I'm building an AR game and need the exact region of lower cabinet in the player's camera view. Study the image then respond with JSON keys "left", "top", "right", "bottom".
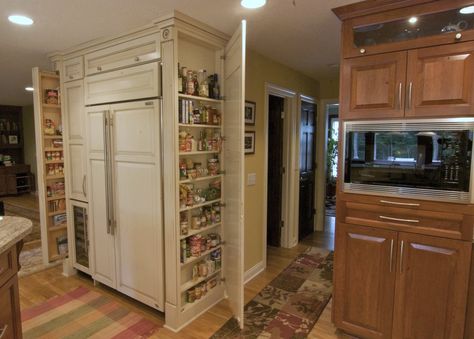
{"left": 0, "top": 261, "right": 21, "bottom": 339}
{"left": 334, "top": 222, "right": 472, "bottom": 339}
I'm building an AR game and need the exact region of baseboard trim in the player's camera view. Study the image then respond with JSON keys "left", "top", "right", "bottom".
{"left": 244, "top": 261, "right": 265, "bottom": 284}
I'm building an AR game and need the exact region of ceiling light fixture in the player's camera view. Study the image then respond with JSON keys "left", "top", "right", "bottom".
{"left": 460, "top": 6, "right": 474, "bottom": 14}
{"left": 25, "top": 86, "right": 34, "bottom": 92}
{"left": 408, "top": 16, "right": 418, "bottom": 24}
{"left": 8, "top": 15, "right": 33, "bottom": 26}
{"left": 241, "top": 0, "right": 266, "bottom": 9}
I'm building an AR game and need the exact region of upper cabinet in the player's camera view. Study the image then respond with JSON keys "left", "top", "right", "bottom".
{"left": 406, "top": 41, "right": 474, "bottom": 117}
{"left": 341, "top": 51, "right": 406, "bottom": 119}
{"left": 62, "top": 56, "right": 84, "bottom": 82}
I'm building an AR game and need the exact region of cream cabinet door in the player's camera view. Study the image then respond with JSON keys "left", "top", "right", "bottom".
{"left": 109, "top": 100, "right": 164, "bottom": 310}
{"left": 68, "top": 144, "right": 87, "bottom": 202}
{"left": 63, "top": 56, "right": 84, "bottom": 82}
{"left": 63, "top": 80, "right": 85, "bottom": 143}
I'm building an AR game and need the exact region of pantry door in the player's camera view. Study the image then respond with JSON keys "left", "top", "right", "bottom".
{"left": 110, "top": 100, "right": 164, "bottom": 310}
{"left": 223, "top": 20, "right": 246, "bottom": 329}
{"left": 86, "top": 104, "right": 117, "bottom": 288}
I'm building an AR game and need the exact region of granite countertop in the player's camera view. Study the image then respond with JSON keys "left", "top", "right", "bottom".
{"left": 0, "top": 216, "right": 33, "bottom": 255}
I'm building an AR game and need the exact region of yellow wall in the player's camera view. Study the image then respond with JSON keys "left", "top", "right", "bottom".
{"left": 244, "top": 49, "right": 321, "bottom": 271}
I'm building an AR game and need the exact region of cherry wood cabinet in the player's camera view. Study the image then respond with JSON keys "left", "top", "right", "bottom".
{"left": 406, "top": 41, "right": 474, "bottom": 117}
{"left": 334, "top": 223, "right": 397, "bottom": 339}
{"left": 341, "top": 51, "right": 406, "bottom": 119}
{"left": 0, "top": 245, "right": 21, "bottom": 339}
{"left": 392, "top": 233, "right": 471, "bottom": 339}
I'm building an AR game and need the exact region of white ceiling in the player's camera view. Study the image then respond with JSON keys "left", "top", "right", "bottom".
{"left": 0, "top": 0, "right": 357, "bottom": 106}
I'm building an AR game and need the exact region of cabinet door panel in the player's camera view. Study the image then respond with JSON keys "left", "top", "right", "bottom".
{"left": 0, "top": 276, "right": 22, "bottom": 339}
{"left": 63, "top": 80, "right": 85, "bottom": 143}
{"left": 393, "top": 233, "right": 471, "bottom": 339}
{"left": 341, "top": 51, "right": 406, "bottom": 119}
{"left": 68, "top": 144, "right": 87, "bottom": 202}
{"left": 334, "top": 223, "right": 397, "bottom": 339}
{"left": 406, "top": 42, "right": 474, "bottom": 117}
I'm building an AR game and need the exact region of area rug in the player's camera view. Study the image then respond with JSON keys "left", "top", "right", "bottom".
{"left": 212, "top": 247, "right": 333, "bottom": 338}
{"left": 18, "top": 246, "right": 62, "bottom": 277}
{"left": 22, "top": 286, "right": 161, "bottom": 339}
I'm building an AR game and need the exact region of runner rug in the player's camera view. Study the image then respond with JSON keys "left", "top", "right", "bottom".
{"left": 212, "top": 247, "right": 334, "bottom": 338}
{"left": 21, "top": 286, "right": 161, "bottom": 339}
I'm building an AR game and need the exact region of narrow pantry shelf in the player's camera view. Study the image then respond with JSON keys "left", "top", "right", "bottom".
{"left": 48, "top": 210, "right": 66, "bottom": 217}
{"left": 180, "top": 223, "right": 221, "bottom": 240}
{"left": 180, "top": 282, "right": 223, "bottom": 313}
{"left": 178, "top": 124, "right": 221, "bottom": 129}
{"left": 179, "top": 199, "right": 222, "bottom": 212}
{"left": 179, "top": 150, "right": 220, "bottom": 156}
{"left": 180, "top": 174, "right": 223, "bottom": 184}
{"left": 49, "top": 225, "right": 67, "bottom": 232}
{"left": 181, "top": 245, "right": 222, "bottom": 267}
{"left": 45, "top": 174, "right": 64, "bottom": 180}
{"left": 47, "top": 195, "right": 65, "bottom": 201}
{"left": 180, "top": 269, "right": 221, "bottom": 293}
{"left": 178, "top": 94, "right": 223, "bottom": 104}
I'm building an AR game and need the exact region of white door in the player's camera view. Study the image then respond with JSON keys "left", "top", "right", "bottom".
{"left": 68, "top": 144, "right": 87, "bottom": 201}
{"left": 223, "top": 20, "right": 246, "bottom": 329}
{"left": 110, "top": 100, "right": 164, "bottom": 310}
{"left": 86, "top": 105, "right": 117, "bottom": 288}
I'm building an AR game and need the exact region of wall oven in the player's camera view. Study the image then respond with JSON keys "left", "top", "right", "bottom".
{"left": 343, "top": 118, "right": 474, "bottom": 203}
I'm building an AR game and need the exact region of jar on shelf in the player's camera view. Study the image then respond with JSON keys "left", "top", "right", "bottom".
{"left": 198, "top": 70, "right": 209, "bottom": 97}
{"left": 186, "top": 70, "right": 195, "bottom": 95}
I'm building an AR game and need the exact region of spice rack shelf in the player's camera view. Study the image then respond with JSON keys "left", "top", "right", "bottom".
{"left": 45, "top": 160, "right": 64, "bottom": 164}
{"left": 180, "top": 282, "right": 223, "bottom": 313}
{"left": 178, "top": 94, "right": 223, "bottom": 104}
{"left": 179, "top": 199, "right": 222, "bottom": 212}
{"left": 179, "top": 174, "right": 223, "bottom": 184}
{"left": 180, "top": 269, "right": 222, "bottom": 293}
{"left": 49, "top": 225, "right": 67, "bottom": 232}
{"left": 47, "top": 195, "right": 65, "bottom": 201}
{"left": 42, "top": 103, "right": 61, "bottom": 109}
{"left": 179, "top": 151, "right": 220, "bottom": 156}
{"left": 45, "top": 174, "right": 64, "bottom": 180}
{"left": 44, "top": 147, "right": 63, "bottom": 151}
{"left": 178, "top": 123, "right": 221, "bottom": 129}
{"left": 181, "top": 245, "right": 222, "bottom": 267}
{"left": 180, "top": 223, "right": 221, "bottom": 240}
{"left": 48, "top": 210, "right": 66, "bottom": 217}
{"left": 43, "top": 135, "right": 63, "bottom": 139}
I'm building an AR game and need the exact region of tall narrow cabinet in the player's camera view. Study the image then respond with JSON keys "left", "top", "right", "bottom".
{"left": 32, "top": 68, "right": 68, "bottom": 263}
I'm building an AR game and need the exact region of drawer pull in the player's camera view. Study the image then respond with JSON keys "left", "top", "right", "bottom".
{"left": 389, "top": 239, "right": 394, "bottom": 273}
{"left": 379, "top": 215, "right": 419, "bottom": 223}
{"left": 0, "top": 325, "right": 8, "bottom": 339}
{"left": 380, "top": 200, "right": 420, "bottom": 207}
{"left": 400, "top": 241, "right": 405, "bottom": 273}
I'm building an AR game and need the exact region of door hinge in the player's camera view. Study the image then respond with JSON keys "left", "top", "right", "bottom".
{"left": 281, "top": 220, "right": 285, "bottom": 228}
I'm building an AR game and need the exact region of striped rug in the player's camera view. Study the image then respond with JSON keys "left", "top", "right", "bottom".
{"left": 22, "top": 286, "right": 161, "bottom": 339}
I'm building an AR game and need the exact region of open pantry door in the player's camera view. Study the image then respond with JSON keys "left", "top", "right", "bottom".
{"left": 223, "top": 20, "right": 246, "bottom": 329}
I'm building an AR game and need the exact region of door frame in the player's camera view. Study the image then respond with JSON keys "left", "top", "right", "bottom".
{"left": 298, "top": 94, "right": 318, "bottom": 234}
{"left": 263, "top": 83, "right": 298, "bottom": 261}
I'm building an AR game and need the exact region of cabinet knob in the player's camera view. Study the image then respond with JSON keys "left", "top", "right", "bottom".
{"left": 97, "top": 66, "right": 102, "bottom": 71}
{"left": 134, "top": 56, "right": 140, "bottom": 62}
{"left": 359, "top": 48, "right": 366, "bottom": 54}
{"left": 455, "top": 33, "right": 462, "bottom": 41}
{"left": 69, "top": 75, "right": 73, "bottom": 79}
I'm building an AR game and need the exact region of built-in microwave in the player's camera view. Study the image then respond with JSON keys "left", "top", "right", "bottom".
{"left": 343, "top": 118, "right": 474, "bottom": 203}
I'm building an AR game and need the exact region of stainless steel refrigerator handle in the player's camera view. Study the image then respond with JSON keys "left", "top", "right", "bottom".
{"left": 389, "top": 239, "right": 394, "bottom": 273}
{"left": 103, "top": 112, "right": 111, "bottom": 235}
{"left": 107, "top": 110, "right": 116, "bottom": 236}
{"left": 400, "top": 240, "right": 405, "bottom": 273}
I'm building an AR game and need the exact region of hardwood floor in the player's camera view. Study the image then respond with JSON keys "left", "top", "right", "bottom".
{"left": 19, "top": 217, "right": 345, "bottom": 338}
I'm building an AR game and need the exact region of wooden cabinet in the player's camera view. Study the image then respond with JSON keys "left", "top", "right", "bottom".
{"left": 392, "top": 233, "right": 471, "bottom": 339}
{"left": 334, "top": 223, "right": 397, "bottom": 338}
{"left": 341, "top": 51, "right": 406, "bottom": 119}
{"left": 0, "top": 245, "right": 22, "bottom": 339}
{"left": 406, "top": 42, "right": 474, "bottom": 117}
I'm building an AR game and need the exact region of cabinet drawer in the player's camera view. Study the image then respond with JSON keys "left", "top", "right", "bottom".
{"left": 63, "top": 56, "right": 84, "bottom": 82}
{"left": 343, "top": 201, "right": 473, "bottom": 240}
{"left": 84, "top": 63, "right": 160, "bottom": 105}
{"left": 85, "top": 35, "right": 160, "bottom": 76}
{"left": 0, "top": 246, "right": 17, "bottom": 290}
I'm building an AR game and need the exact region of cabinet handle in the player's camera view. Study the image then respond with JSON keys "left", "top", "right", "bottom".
{"left": 359, "top": 48, "right": 366, "bottom": 54}
{"left": 400, "top": 240, "right": 405, "bottom": 273}
{"left": 103, "top": 113, "right": 111, "bottom": 235}
{"left": 0, "top": 325, "right": 8, "bottom": 339}
{"left": 134, "top": 56, "right": 140, "bottom": 62}
{"left": 407, "top": 82, "right": 413, "bottom": 110}
{"left": 379, "top": 215, "right": 419, "bottom": 223}
{"left": 97, "top": 66, "right": 102, "bottom": 71}
{"left": 397, "top": 82, "right": 402, "bottom": 109}
{"left": 389, "top": 239, "right": 394, "bottom": 273}
{"left": 82, "top": 175, "right": 87, "bottom": 198}
{"left": 69, "top": 75, "right": 74, "bottom": 80}
{"left": 380, "top": 200, "right": 420, "bottom": 207}
{"left": 455, "top": 33, "right": 462, "bottom": 41}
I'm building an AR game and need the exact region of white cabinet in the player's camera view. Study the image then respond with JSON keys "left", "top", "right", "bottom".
{"left": 87, "top": 100, "right": 164, "bottom": 310}
{"left": 63, "top": 80, "right": 87, "bottom": 202}
{"left": 84, "top": 63, "right": 160, "bottom": 105}
{"left": 84, "top": 34, "right": 160, "bottom": 76}
{"left": 63, "top": 56, "right": 84, "bottom": 82}
{"left": 70, "top": 201, "right": 89, "bottom": 273}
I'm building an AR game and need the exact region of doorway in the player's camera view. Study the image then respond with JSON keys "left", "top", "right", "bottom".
{"left": 266, "top": 94, "right": 285, "bottom": 247}
{"left": 324, "top": 103, "right": 339, "bottom": 233}
{"left": 298, "top": 100, "right": 317, "bottom": 240}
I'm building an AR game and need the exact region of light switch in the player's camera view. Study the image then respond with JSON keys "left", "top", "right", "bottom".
{"left": 247, "top": 173, "right": 256, "bottom": 186}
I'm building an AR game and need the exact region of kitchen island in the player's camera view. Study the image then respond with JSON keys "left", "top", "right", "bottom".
{"left": 0, "top": 216, "right": 32, "bottom": 339}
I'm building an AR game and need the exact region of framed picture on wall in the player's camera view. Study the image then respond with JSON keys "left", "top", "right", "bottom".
{"left": 245, "top": 101, "right": 256, "bottom": 125}
{"left": 244, "top": 131, "right": 255, "bottom": 155}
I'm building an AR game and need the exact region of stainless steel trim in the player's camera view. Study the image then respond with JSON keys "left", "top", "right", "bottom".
{"left": 0, "top": 324, "right": 8, "bottom": 339}
{"left": 397, "top": 82, "right": 402, "bottom": 110}
{"left": 380, "top": 215, "right": 419, "bottom": 223}
{"left": 389, "top": 239, "right": 394, "bottom": 273}
{"left": 407, "top": 82, "right": 413, "bottom": 110}
{"left": 84, "top": 208, "right": 89, "bottom": 255}
{"left": 103, "top": 113, "right": 111, "bottom": 235}
{"left": 400, "top": 241, "right": 405, "bottom": 273}
{"left": 380, "top": 200, "right": 420, "bottom": 207}
{"left": 345, "top": 117, "right": 474, "bottom": 132}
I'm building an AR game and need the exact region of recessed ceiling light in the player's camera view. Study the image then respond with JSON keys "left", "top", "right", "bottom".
{"left": 25, "top": 87, "right": 34, "bottom": 92}
{"left": 8, "top": 15, "right": 33, "bottom": 26}
{"left": 408, "top": 16, "right": 418, "bottom": 24}
{"left": 460, "top": 6, "right": 474, "bottom": 14}
{"left": 241, "top": 0, "right": 266, "bottom": 9}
